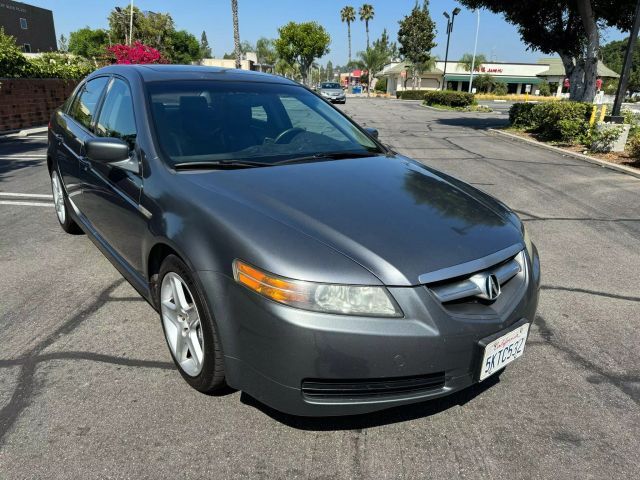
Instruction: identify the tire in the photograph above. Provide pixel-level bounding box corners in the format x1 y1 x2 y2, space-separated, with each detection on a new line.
50 168 83 234
158 254 225 393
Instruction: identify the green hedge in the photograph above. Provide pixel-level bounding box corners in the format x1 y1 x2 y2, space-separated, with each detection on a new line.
509 101 593 141
396 90 429 100
423 90 475 107
396 90 476 107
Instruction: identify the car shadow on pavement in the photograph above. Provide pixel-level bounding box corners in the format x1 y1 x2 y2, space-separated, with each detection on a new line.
435 117 508 130
0 158 45 182
240 372 502 431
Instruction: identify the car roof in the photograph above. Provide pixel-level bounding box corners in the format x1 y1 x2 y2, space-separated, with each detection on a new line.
88 64 299 86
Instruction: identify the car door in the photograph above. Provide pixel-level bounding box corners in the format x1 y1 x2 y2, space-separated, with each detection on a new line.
80 76 146 275
56 76 110 207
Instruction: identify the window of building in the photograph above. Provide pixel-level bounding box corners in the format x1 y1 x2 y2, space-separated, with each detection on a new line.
20 18 28 29
22 44 31 53
95 79 137 149
70 77 109 131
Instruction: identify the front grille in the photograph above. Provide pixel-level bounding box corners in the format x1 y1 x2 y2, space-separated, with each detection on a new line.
301 372 446 400
427 250 525 304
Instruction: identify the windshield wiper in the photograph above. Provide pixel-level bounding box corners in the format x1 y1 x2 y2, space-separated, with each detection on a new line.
173 160 268 170
272 151 381 166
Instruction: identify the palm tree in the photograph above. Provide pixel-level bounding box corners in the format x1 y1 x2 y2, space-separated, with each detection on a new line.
231 0 241 69
340 6 356 65
354 47 389 97
459 52 487 72
359 4 375 49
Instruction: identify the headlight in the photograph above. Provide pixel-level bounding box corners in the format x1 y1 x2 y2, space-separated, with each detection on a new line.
233 260 402 317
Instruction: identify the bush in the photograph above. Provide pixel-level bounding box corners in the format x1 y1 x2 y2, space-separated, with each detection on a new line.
28 52 93 79
423 90 475 107
533 101 592 140
538 82 551 96
374 77 387 92
627 132 640 158
396 90 428 100
588 124 624 153
509 103 537 128
509 101 592 141
493 82 507 95
0 28 33 77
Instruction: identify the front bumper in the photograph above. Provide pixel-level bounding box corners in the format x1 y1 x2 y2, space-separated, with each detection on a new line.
198 248 540 416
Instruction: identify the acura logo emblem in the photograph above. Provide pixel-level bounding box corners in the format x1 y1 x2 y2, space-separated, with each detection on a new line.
484 274 501 300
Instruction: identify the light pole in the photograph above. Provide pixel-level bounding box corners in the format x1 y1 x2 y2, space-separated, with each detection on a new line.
609 0 640 121
114 7 128 44
441 7 461 91
129 0 134 45
468 9 480 93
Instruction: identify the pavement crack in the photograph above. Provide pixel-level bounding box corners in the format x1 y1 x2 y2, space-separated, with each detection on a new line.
540 285 640 303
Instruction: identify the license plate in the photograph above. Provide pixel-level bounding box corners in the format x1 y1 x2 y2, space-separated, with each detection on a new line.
479 323 530 381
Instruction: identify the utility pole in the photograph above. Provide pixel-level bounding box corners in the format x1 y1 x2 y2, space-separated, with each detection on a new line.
129 0 134 45
609 0 640 121
468 9 480 93
441 8 461 91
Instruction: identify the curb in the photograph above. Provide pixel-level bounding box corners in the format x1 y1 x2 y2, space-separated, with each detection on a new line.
489 128 640 180
420 104 499 114
0 126 47 140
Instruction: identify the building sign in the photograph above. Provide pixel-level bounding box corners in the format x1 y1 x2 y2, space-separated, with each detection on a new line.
476 66 504 74
0 2 27 13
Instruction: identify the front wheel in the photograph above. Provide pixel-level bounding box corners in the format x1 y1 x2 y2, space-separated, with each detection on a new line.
50 169 82 234
158 254 225 392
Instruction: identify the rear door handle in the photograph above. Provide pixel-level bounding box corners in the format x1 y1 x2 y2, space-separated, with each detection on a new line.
52 132 63 144
79 157 91 171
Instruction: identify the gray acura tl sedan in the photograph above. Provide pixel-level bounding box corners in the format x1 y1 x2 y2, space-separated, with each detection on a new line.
48 65 540 416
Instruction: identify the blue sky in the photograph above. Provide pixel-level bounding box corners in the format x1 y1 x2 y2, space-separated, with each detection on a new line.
27 0 627 65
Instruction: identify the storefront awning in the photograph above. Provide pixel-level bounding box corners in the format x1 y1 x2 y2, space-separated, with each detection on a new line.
444 74 542 84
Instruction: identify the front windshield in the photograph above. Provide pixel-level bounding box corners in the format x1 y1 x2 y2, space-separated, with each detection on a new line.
320 82 341 89
147 80 380 165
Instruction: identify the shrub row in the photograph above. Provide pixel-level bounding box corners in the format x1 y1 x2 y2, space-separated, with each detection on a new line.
423 90 475 107
509 101 593 141
396 90 475 107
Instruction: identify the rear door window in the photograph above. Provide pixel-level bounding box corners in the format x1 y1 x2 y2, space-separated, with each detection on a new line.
70 77 109 131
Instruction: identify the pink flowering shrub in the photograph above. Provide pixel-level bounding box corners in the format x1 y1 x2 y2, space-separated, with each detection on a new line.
107 42 166 64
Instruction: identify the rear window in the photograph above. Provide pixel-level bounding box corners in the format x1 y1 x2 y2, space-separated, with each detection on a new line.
147 80 379 165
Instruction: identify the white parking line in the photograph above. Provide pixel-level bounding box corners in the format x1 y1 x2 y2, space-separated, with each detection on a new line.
0 192 53 199
0 200 53 207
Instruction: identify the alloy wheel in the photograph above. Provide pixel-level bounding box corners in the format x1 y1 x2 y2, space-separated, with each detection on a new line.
51 170 66 224
160 272 205 377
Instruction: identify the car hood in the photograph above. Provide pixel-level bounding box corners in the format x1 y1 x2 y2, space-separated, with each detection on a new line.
183 155 524 286
320 89 344 94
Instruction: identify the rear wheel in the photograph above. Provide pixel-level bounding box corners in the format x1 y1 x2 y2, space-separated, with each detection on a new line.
158 254 225 392
50 169 82 234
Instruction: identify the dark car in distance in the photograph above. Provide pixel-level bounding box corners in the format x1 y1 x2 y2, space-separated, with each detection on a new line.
48 65 540 416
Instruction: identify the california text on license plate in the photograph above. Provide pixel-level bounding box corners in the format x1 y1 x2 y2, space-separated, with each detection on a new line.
479 323 530 381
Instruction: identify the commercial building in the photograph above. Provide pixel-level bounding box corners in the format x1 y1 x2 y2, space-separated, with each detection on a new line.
0 0 56 53
378 58 619 97
201 52 273 73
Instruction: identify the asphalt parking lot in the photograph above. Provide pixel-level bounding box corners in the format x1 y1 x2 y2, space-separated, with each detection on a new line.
1 98 639 479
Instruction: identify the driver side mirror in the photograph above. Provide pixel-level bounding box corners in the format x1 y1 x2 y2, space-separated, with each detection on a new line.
85 137 139 174
364 127 379 139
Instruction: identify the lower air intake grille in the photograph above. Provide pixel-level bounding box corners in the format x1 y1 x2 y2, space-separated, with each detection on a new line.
302 373 446 400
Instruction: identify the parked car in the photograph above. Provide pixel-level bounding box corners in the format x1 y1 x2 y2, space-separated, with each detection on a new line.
318 81 347 104
48 65 540 416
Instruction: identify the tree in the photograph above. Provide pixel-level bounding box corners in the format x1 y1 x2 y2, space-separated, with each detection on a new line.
340 6 356 65
274 21 331 85
457 0 637 102
256 37 277 65
231 0 242 68
458 52 487 72
200 31 212 58
474 73 495 93
373 28 398 61
601 37 640 92
354 46 390 96
359 4 375 49
58 34 68 52
108 6 174 47
326 60 334 81
68 28 110 60
168 30 201 64
398 1 437 89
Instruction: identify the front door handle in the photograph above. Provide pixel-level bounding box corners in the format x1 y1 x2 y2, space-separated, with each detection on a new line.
79 157 91 171
52 132 63 144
